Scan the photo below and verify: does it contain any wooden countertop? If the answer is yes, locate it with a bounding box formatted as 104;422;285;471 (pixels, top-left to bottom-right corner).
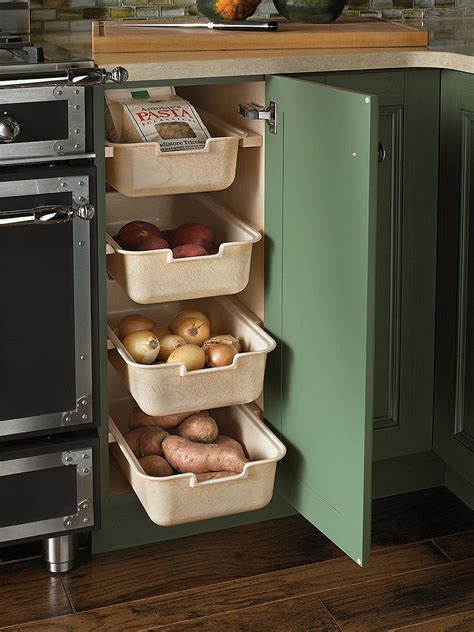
41;22;474;81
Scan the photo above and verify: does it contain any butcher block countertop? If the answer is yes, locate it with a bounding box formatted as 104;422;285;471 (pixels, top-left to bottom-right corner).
42;18;474;80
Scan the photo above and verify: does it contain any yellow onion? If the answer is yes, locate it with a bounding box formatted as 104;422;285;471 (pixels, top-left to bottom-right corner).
157;334;186;362
202;334;241;354
206;343;237;368
169;310;210;333
175;318;210;346
150;325;171;339
167;344;206;371
118;314;156;339
123;331;160;364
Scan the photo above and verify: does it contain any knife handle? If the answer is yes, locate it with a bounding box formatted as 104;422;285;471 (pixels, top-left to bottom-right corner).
211;21;278;31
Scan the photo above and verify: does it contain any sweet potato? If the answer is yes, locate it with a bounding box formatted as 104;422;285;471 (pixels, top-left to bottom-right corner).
196;471;233;482
215;435;248;460
162;435;248;474
123;427;150;457
128;407;200;430
176;414;218;444
139;455;173;477
124;426;168;457
139;427;169;457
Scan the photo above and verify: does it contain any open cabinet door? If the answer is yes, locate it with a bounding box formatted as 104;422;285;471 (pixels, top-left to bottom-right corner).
265;75;378;565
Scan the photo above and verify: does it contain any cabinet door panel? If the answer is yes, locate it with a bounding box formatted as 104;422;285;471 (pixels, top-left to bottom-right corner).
265;75;378;565
435;70;474;486
312;71;439;460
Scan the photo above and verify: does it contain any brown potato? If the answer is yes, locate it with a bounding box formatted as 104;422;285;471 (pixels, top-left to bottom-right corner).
162;435;248;474
128;407;200;430
139;455;173;477
196;471;233;482
215;435;248;460
139;427;169;457
176;413;218;444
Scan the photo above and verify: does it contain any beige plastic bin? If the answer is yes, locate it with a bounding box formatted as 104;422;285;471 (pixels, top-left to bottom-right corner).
107;287;276;416
106;192;261;304
109;398;286;526
105;111;262;198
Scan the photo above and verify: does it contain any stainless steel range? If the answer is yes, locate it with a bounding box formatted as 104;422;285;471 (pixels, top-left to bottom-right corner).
0;35;127;573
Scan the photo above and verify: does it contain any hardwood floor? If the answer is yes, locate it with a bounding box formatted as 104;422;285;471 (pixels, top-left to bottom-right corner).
1;486;474;631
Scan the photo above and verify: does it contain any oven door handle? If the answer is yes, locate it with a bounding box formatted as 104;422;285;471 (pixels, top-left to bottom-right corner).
0;204;95;226
0;67;128;89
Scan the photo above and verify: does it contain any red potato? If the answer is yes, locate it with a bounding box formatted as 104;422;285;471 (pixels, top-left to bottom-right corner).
215;435;248;460
161;229;176;247
172;244;207;259
162;435;248;474
118;221;161;250
137;236;169;251
129;407;200;430
139;455;173;477
176;413;219;444
173;223;213;251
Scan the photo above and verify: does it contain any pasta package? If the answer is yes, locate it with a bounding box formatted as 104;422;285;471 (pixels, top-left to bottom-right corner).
105;87;211;153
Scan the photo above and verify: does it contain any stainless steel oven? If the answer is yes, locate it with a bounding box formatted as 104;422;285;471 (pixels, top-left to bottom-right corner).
0;85;90;163
0;41;127;570
0;167;96;439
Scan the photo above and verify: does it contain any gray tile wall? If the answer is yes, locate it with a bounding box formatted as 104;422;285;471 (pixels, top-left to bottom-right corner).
30;0;474;32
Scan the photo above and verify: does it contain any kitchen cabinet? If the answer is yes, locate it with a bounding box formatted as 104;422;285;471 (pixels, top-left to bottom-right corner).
97;68;474;567
435;71;474;496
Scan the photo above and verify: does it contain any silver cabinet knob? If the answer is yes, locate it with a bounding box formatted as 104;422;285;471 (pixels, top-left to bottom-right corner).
109;67;129;84
76;204;95;220
0;116;20;143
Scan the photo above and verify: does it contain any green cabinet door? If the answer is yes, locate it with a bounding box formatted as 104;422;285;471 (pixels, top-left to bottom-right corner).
307;71;440;462
265;75;378;565
434;70;474;494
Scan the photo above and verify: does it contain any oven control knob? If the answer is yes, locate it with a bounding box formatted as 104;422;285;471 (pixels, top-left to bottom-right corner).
0;116;20;143
76;204;95;220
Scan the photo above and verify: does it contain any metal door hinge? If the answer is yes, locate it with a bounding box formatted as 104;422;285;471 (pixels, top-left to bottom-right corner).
238;101;277;134
63;396;92;426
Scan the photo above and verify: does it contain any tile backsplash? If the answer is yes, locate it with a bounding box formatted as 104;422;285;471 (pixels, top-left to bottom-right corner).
30;0;474;32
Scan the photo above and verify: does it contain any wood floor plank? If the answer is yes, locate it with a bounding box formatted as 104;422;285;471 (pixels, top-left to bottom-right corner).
0;559;72;628
60;487;473;613
320;558;474;631
153;594;340;632
60;515;342;612
391;609;474;631
372;487;474;549
5;541;448;632
433;530;474;562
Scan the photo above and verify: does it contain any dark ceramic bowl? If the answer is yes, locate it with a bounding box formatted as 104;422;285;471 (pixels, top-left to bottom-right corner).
274;0;345;23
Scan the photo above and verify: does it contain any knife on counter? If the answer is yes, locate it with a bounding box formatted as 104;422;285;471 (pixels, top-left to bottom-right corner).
103;20;279;31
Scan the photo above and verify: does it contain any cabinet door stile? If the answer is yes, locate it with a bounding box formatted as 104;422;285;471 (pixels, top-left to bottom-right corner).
265;75;378;565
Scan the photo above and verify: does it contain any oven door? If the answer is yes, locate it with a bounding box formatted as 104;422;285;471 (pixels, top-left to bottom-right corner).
0;435;99;544
0;167;96;439
0;85;90;164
